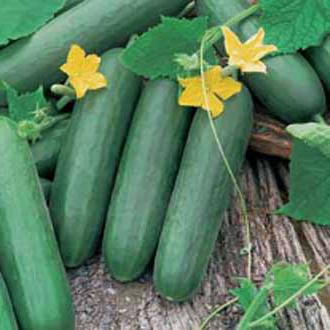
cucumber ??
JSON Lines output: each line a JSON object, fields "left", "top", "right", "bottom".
{"left": 0, "top": 117, "right": 74, "bottom": 329}
{"left": 31, "top": 119, "right": 69, "bottom": 178}
{"left": 103, "top": 80, "right": 193, "bottom": 282}
{"left": 40, "top": 178, "right": 52, "bottom": 201}
{"left": 196, "top": 0, "right": 326, "bottom": 123}
{"left": 154, "top": 87, "right": 253, "bottom": 302}
{"left": 0, "top": 0, "right": 190, "bottom": 105}
{"left": 305, "top": 36, "right": 330, "bottom": 92}
{"left": 50, "top": 48, "right": 142, "bottom": 268}
{"left": 0, "top": 274, "right": 18, "bottom": 330}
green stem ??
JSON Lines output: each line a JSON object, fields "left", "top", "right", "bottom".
{"left": 200, "top": 298, "right": 238, "bottom": 330}
{"left": 249, "top": 264, "right": 330, "bottom": 328}
{"left": 39, "top": 113, "right": 70, "bottom": 132}
{"left": 201, "top": 3, "right": 261, "bottom": 54}
{"left": 56, "top": 96, "right": 74, "bottom": 111}
{"left": 313, "top": 114, "right": 327, "bottom": 125}
{"left": 178, "top": 1, "right": 195, "bottom": 18}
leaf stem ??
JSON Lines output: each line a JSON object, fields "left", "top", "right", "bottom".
{"left": 178, "top": 1, "right": 195, "bottom": 18}
{"left": 39, "top": 113, "right": 70, "bottom": 132}
{"left": 249, "top": 264, "right": 330, "bottom": 328}
{"left": 200, "top": 297, "right": 238, "bottom": 330}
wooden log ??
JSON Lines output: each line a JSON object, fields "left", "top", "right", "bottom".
{"left": 68, "top": 158, "right": 330, "bottom": 329}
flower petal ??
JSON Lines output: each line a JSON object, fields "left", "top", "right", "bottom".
{"left": 179, "top": 83, "right": 203, "bottom": 108}
{"left": 201, "top": 93, "right": 224, "bottom": 118}
{"left": 69, "top": 77, "right": 88, "bottom": 99}
{"left": 83, "top": 54, "right": 102, "bottom": 74}
{"left": 251, "top": 45, "right": 278, "bottom": 61}
{"left": 61, "top": 44, "right": 87, "bottom": 75}
{"left": 204, "top": 66, "right": 222, "bottom": 87}
{"left": 241, "top": 61, "right": 267, "bottom": 73}
{"left": 222, "top": 26, "right": 243, "bottom": 58}
{"left": 245, "top": 28, "right": 265, "bottom": 48}
{"left": 86, "top": 72, "right": 108, "bottom": 90}
{"left": 213, "top": 77, "right": 242, "bottom": 100}
{"left": 178, "top": 76, "right": 201, "bottom": 88}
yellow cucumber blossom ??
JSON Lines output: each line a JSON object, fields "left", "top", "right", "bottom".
{"left": 222, "top": 26, "right": 278, "bottom": 73}
{"left": 178, "top": 66, "right": 242, "bottom": 118}
{"left": 60, "top": 44, "right": 107, "bottom": 99}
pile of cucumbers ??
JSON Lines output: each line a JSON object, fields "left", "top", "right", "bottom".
{"left": 0, "top": 0, "right": 329, "bottom": 328}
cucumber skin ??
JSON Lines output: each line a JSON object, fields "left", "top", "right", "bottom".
{"left": 103, "top": 80, "right": 193, "bottom": 282}
{"left": 305, "top": 36, "right": 330, "bottom": 92}
{"left": 31, "top": 119, "right": 69, "bottom": 178}
{"left": 154, "top": 87, "right": 253, "bottom": 302}
{"left": 0, "top": 0, "right": 190, "bottom": 105}
{"left": 196, "top": 0, "right": 326, "bottom": 123}
{"left": 50, "top": 49, "right": 142, "bottom": 268}
{"left": 0, "top": 117, "right": 74, "bottom": 330}
{"left": 0, "top": 274, "right": 18, "bottom": 330}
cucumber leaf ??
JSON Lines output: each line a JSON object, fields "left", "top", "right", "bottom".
{"left": 277, "top": 123, "right": 330, "bottom": 225}
{"left": 121, "top": 16, "right": 216, "bottom": 80}
{"left": 260, "top": 0, "right": 330, "bottom": 54}
{"left": 231, "top": 278, "right": 276, "bottom": 329}
{"left": 0, "top": 0, "right": 65, "bottom": 45}
{"left": 2, "top": 83, "right": 48, "bottom": 123}
{"left": 272, "top": 263, "right": 325, "bottom": 307}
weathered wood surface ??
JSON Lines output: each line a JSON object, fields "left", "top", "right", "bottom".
{"left": 68, "top": 157, "right": 330, "bottom": 330}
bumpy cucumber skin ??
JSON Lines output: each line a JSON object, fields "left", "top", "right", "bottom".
{"left": 103, "top": 80, "right": 193, "bottom": 282}
{"left": 154, "top": 87, "right": 253, "bottom": 302}
{"left": 50, "top": 49, "right": 142, "bottom": 268}
{"left": 31, "top": 119, "right": 69, "bottom": 178}
{"left": 0, "top": 0, "right": 190, "bottom": 105}
{"left": 196, "top": 0, "right": 326, "bottom": 123}
{"left": 0, "top": 117, "right": 74, "bottom": 330}
{"left": 0, "top": 274, "right": 18, "bottom": 330}
{"left": 305, "top": 36, "right": 330, "bottom": 92}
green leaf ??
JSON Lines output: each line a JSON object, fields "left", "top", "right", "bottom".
{"left": 231, "top": 279, "right": 276, "bottom": 329}
{"left": 260, "top": 0, "right": 330, "bottom": 54}
{"left": 277, "top": 123, "right": 330, "bottom": 225}
{"left": 121, "top": 16, "right": 215, "bottom": 80}
{"left": 0, "top": 0, "right": 65, "bottom": 45}
{"left": 4, "top": 83, "right": 48, "bottom": 123}
{"left": 272, "top": 263, "right": 325, "bottom": 307}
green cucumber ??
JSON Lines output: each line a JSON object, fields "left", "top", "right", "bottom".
{"left": 0, "top": 274, "right": 18, "bottom": 330}
{"left": 0, "top": 117, "right": 74, "bottom": 329}
{"left": 31, "top": 119, "right": 69, "bottom": 178}
{"left": 305, "top": 36, "right": 330, "bottom": 92}
{"left": 40, "top": 178, "right": 52, "bottom": 201}
{"left": 0, "top": 0, "right": 190, "bottom": 105}
{"left": 196, "top": 0, "right": 326, "bottom": 123}
{"left": 154, "top": 87, "right": 253, "bottom": 302}
{"left": 103, "top": 80, "right": 193, "bottom": 282}
{"left": 50, "top": 48, "right": 142, "bottom": 268}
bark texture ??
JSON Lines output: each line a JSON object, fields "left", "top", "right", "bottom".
{"left": 68, "top": 157, "right": 330, "bottom": 329}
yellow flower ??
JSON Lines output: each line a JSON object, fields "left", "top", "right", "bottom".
{"left": 60, "top": 44, "right": 107, "bottom": 99}
{"left": 222, "top": 26, "right": 278, "bottom": 73}
{"left": 178, "top": 66, "right": 242, "bottom": 118}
